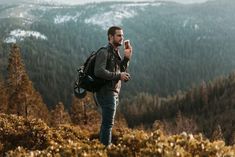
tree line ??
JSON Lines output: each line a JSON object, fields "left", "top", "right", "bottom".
{"left": 121, "top": 70, "right": 235, "bottom": 144}
{"left": 0, "top": 44, "right": 117, "bottom": 127}
{"left": 1, "top": 44, "right": 235, "bottom": 144}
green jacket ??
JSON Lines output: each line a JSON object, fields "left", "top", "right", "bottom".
{"left": 94, "top": 43, "right": 129, "bottom": 95}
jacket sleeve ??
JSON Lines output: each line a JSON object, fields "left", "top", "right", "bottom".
{"left": 94, "top": 49, "right": 121, "bottom": 80}
{"left": 120, "top": 57, "right": 130, "bottom": 72}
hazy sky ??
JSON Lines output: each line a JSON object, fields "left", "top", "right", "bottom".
{"left": 66, "top": 0, "right": 209, "bottom": 4}
{"left": 0, "top": 0, "right": 210, "bottom": 5}
{"left": 47, "top": 0, "right": 209, "bottom": 4}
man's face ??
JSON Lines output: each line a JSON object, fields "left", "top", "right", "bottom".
{"left": 111, "top": 29, "right": 124, "bottom": 47}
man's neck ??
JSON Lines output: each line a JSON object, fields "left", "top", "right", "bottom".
{"left": 109, "top": 42, "right": 119, "bottom": 51}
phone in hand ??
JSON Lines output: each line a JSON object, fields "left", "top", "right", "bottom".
{"left": 124, "top": 40, "right": 130, "bottom": 49}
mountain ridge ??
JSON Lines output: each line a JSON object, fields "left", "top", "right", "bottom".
{"left": 0, "top": 0, "right": 234, "bottom": 108}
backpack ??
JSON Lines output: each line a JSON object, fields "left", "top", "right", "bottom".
{"left": 74, "top": 46, "right": 110, "bottom": 98}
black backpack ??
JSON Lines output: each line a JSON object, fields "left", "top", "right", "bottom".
{"left": 74, "top": 46, "right": 110, "bottom": 98}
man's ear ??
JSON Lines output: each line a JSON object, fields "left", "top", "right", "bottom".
{"left": 109, "top": 34, "right": 113, "bottom": 41}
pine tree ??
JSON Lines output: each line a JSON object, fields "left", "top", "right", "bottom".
{"left": 7, "top": 44, "right": 27, "bottom": 114}
{"left": 70, "top": 97, "right": 86, "bottom": 125}
{"left": 114, "top": 110, "right": 128, "bottom": 129}
{"left": 70, "top": 94, "right": 100, "bottom": 126}
{"left": 6, "top": 44, "right": 49, "bottom": 122}
{"left": 8, "top": 74, "right": 31, "bottom": 116}
{"left": 229, "top": 131, "right": 235, "bottom": 145}
{"left": 31, "top": 90, "right": 50, "bottom": 123}
{"left": 211, "top": 125, "right": 224, "bottom": 141}
{"left": 152, "top": 120, "right": 165, "bottom": 131}
{"left": 6, "top": 44, "right": 25, "bottom": 96}
{"left": 50, "top": 102, "right": 71, "bottom": 126}
{"left": 0, "top": 75, "right": 8, "bottom": 113}
{"left": 200, "top": 81, "right": 208, "bottom": 106}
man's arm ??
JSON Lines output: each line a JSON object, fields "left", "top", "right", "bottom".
{"left": 121, "top": 43, "right": 132, "bottom": 72}
{"left": 120, "top": 57, "right": 129, "bottom": 72}
{"left": 94, "top": 49, "right": 121, "bottom": 80}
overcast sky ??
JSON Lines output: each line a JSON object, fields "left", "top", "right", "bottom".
{"left": 0, "top": 0, "right": 210, "bottom": 5}
{"left": 50, "top": 0, "right": 209, "bottom": 4}
{"left": 46, "top": 0, "right": 209, "bottom": 4}
{"left": 68, "top": 0, "right": 209, "bottom": 4}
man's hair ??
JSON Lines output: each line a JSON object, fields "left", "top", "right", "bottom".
{"left": 107, "top": 26, "right": 122, "bottom": 41}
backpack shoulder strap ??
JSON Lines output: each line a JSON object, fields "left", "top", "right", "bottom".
{"left": 95, "top": 45, "right": 112, "bottom": 61}
{"left": 96, "top": 44, "right": 109, "bottom": 54}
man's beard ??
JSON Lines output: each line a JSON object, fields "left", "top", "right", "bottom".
{"left": 113, "top": 41, "right": 122, "bottom": 47}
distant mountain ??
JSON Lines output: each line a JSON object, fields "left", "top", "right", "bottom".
{"left": 0, "top": 0, "right": 235, "bottom": 108}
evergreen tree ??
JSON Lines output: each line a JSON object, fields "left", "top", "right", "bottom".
{"left": 114, "top": 110, "right": 128, "bottom": 129}
{"left": 70, "top": 97, "right": 87, "bottom": 125}
{"left": 70, "top": 94, "right": 100, "bottom": 126}
{"left": 200, "top": 81, "right": 208, "bottom": 106}
{"left": 50, "top": 102, "right": 71, "bottom": 126}
{"left": 211, "top": 125, "right": 224, "bottom": 141}
{"left": 0, "top": 75, "right": 8, "bottom": 113}
{"left": 6, "top": 44, "right": 49, "bottom": 122}
{"left": 6, "top": 44, "right": 25, "bottom": 97}
{"left": 229, "top": 131, "right": 235, "bottom": 145}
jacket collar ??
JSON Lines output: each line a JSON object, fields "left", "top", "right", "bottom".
{"left": 108, "top": 43, "right": 122, "bottom": 60}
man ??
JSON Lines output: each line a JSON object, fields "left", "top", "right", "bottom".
{"left": 94, "top": 26, "right": 132, "bottom": 146}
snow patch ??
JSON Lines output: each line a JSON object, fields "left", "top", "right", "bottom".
{"left": 110, "top": 2, "right": 162, "bottom": 8}
{"left": 84, "top": 2, "right": 162, "bottom": 30}
{"left": 19, "top": 13, "right": 24, "bottom": 18}
{"left": 182, "top": 18, "right": 200, "bottom": 31}
{"left": 54, "top": 12, "right": 81, "bottom": 24}
{"left": 4, "top": 37, "right": 17, "bottom": 44}
{"left": 194, "top": 24, "right": 199, "bottom": 30}
{"left": 85, "top": 10, "right": 137, "bottom": 30}
{"left": 196, "top": 36, "right": 209, "bottom": 41}
{"left": 4, "top": 29, "right": 47, "bottom": 43}
{"left": 37, "top": 5, "right": 66, "bottom": 11}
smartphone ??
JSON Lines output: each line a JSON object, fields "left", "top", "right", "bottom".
{"left": 124, "top": 40, "right": 130, "bottom": 49}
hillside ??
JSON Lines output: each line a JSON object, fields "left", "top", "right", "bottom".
{"left": 2, "top": 43, "right": 235, "bottom": 148}
{"left": 121, "top": 70, "right": 235, "bottom": 144}
{"left": 0, "top": 0, "right": 235, "bottom": 108}
{"left": 1, "top": 113, "right": 235, "bottom": 156}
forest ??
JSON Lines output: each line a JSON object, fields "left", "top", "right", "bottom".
{"left": 1, "top": 42, "right": 235, "bottom": 156}
{"left": 1, "top": 0, "right": 235, "bottom": 156}
{"left": 0, "top": 0, "right": 235, "bottom": 108}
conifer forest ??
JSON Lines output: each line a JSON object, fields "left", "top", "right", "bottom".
{"left": 1, "top": 0, "right": 235, "bottom": 156}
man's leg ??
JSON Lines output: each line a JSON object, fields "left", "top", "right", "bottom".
{"left": 96, "top": 94, "right": 118, "bottom": 146}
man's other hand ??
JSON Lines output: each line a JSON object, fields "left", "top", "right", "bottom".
{"left": 120, "top": 72, "right": 130, "bottom": 81}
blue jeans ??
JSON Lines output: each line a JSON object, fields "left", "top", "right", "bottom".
{"left": 95, "top": 92, "right": 119, "bottom": 146}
